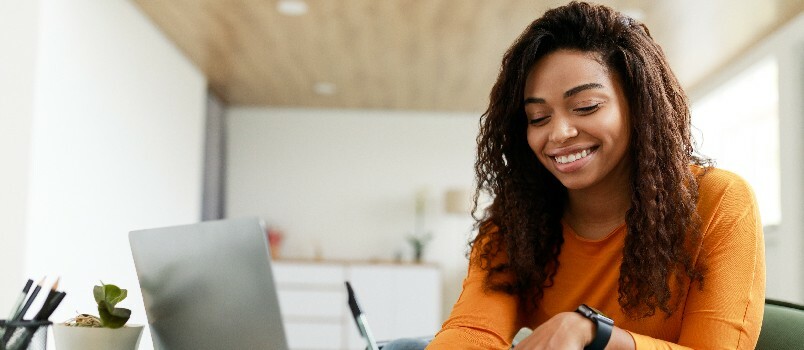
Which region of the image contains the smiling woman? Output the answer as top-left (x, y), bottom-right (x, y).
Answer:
top-left (524, 50), bottom-right (631, 197)
top-left (402, 1), bottom-right (766, 350)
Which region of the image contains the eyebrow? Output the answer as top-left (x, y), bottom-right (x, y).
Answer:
top-left (564, 83), bottom-right (604, 98)
top-left (524, 82), bottom-right (605, 105)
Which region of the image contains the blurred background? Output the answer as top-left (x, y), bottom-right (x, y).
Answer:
top-left (2, 0), bottom-right (802, 349)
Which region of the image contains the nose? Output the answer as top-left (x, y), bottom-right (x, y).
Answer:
top-left (548, 115), bottom-right (578, 144)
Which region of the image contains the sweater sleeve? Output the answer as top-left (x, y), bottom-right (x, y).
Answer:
top-left (629, 171), bottom-right (766, 349)
top-left (426, 235), bottom-right (521, 350)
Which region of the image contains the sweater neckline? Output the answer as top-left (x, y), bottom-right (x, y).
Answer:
top-left (562, 220), bottom-right (627, 244)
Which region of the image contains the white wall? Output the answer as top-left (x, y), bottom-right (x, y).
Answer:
top-left (226, 108), bottom-right (480, 317)
top-left (0, 0), bottom-right (40, 314)
top-left (774, 17), bottom-right (804, 304)
top-left (689, 13), bottom-right (804, 304)
top-left (0, 0), bottom-right (207, 348)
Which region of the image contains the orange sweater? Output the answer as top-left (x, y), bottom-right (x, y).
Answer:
top-left (428, 168), bottom-right (765, 349)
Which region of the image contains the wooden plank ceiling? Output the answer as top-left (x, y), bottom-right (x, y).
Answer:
top-left (134, 0), bottom-right (803, 112)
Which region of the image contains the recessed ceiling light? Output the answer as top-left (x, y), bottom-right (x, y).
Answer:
top-left (277, 0), bottom-right (308, 16)
top-left (313, 82), bottom-right (336, 96)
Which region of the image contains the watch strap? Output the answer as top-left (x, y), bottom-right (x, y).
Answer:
top-left (576, 304), bottom-right (613, 350)
top-left (585, 316), bottom-right (612, 350)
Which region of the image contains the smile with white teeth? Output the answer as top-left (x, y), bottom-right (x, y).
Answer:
top-left (553, 148), bottom-right (592, 164)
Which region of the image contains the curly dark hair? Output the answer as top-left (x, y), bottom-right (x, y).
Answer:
top-left (471, 1), bottom-right (710, 319)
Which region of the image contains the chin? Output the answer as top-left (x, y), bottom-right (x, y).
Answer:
top-left (553, 174), bottom-right (593, 190)
top-left (559, 181), bottom-right (587, 190)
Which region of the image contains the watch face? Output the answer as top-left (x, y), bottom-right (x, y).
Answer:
top-left (579, 304), bottom-right (614, 325)
top-left (590, 307), bottom-right (614, 325)
top-left (578, 304), bottom-right (594, 317)
top-left (589, 306), bottom-right (607, 317)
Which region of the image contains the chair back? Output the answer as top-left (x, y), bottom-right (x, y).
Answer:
top-left (755, 299), bottom-right (804, 350)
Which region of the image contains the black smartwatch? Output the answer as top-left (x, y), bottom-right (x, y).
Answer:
top-left (575, 304), bottom-right (614, 350)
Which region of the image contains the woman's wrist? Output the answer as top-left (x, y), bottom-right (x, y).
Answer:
top-left (574, 304), bottom-right (615, 349)
top-left (569, 311), bottom-right (596, 346)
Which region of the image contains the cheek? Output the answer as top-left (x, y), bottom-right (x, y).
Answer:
top-left (526, 129), bottom-right (550, 163)
top-left (598, 111), bottom-right (629, 144)
top-left (599, 113), bottom-right (631, 162)
top-left (526, 129), bottom-right (541, 153)
top-left (613, 117), bottom-right (630, 149)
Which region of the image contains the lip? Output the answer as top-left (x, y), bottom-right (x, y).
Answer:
top-left (546, 144), bottom-right (598, 158)
top-left (550, 147), bottom-right (597, 173)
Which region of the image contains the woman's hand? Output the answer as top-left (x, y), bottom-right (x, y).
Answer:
top-left (514, 311), bottom-right (594, 349)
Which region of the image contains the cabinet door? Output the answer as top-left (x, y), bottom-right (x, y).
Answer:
top-left (273, 262), bottom-right (348, 349)
top-left (284, 322), bottom-right (344, 350)
top-left (278, 289), bottom-right (345, 319)
top-left (346, 265), bottom-right (441, 349)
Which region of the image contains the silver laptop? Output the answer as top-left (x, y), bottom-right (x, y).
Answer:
top-left (129, 217), bottom-right (288, 350)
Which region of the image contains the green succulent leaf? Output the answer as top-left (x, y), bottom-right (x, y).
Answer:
top-left (93, 285), bottom-right (104, 304)
top-left (94, 283), bottom-right (131, 328)
top-left (102, 284), bottom-right (126, 308)
top-left (97, 300), bottom-right (131, 329)
top-left (109, 306), bottom-right (132, 319)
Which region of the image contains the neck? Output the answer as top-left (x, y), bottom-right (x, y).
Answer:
top-left (564, 170), bottom-right (631, 240)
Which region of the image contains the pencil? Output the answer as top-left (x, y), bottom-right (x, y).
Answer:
top-left (33, 277), bottom-right (60, 320)
top-left (35, 291), bottom-right (66, 321)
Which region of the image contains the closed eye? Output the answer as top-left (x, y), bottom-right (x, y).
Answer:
top-left (574, 103), bottom-right (601, 115)
top-left (528, 116), bottom-right (550, 126)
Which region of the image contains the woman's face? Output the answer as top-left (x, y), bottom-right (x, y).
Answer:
top-left (523, 49), bottom-right (631, 192)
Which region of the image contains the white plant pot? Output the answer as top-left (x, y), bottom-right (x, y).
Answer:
top-left (53, 324), bottom-right (144, 350)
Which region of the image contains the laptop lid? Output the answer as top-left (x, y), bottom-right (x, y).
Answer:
top-left (129, 218), bottom-right (288, 350)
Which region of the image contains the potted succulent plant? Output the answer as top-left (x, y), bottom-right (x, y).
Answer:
top-left (407, 188), bottom-right (433, 263)
top-left (53, 282), bottom-right (143, 350)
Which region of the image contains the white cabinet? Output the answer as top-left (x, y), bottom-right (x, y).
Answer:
top-left (272, 261), bottom-right (442, 350)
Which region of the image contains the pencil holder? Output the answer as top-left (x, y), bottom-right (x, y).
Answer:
top-left (0, 320), bottom-right (51, 350)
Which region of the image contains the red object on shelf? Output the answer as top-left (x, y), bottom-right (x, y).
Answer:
top-left (266, 227), bottom-right (284, 259)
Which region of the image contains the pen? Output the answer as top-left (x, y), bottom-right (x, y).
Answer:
top-left (7, 292), bottom-right (65, 350)
top-left (1, 277), bottom-right (45, 345)
top-left (5, 279), bottom-right (33, 321)
top-left (13, 277), bottom-right (45, 321)
top-left (0, 279), bottom-right (33, 340)
top-left (345, 281), bottom-right (380, 350)
top-left (8, 278), bottom-right (33, 321)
